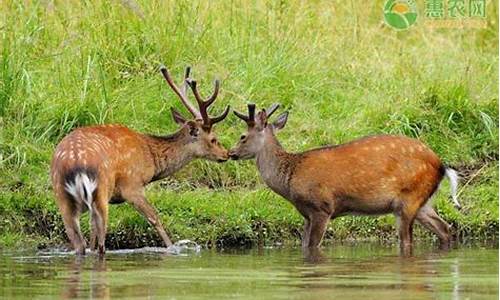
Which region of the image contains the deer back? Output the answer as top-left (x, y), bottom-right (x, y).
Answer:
top-left (50, 125), bottom-right (155, 190)
top-left (289, 134), bottom-right (445, 205)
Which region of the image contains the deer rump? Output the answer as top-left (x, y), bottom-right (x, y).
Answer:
top-left (63, 166), bottom-right (98, 212)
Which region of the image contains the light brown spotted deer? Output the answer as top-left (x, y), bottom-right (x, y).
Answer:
top-left (229, 104), bottom-right (460, 255)
top-left (50, 65), bottom-right (230, 255)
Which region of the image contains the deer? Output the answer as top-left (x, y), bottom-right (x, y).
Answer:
top-left (229, 103), bottom-right (461, 255)
top-left (50, 65), bottom-right (230, 255)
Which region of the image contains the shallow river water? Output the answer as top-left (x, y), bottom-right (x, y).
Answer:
top-left (0, 243), bottom-right (497, 299)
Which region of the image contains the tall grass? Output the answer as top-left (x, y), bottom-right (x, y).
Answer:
top-left (0, 0), bottom-right (497, 247)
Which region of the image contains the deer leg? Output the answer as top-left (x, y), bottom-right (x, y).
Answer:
top-left (302, 217), bottom-right (311, 248)
top-left (123, 190), bottom-right (173, 247)
top-left (398, 204), bottom-right (419, 257)
top-left (307, 213), bottom-right (330, 248)
top-left (58, 201), bottom-right (86, 255)
top-left (91, 199), bottom-right (108, 256)
top-left (397, 215), bottom-right (411, 256)
top-left (64, 216), bottom-right (86, 255)
top-left (416, 205), bottom-right (451, 249)
top-left (89, 187), bottom-right (110, 255)
top-left (90, 217), bottom-right (98, 251)
top-left (133, 198), bottom-right (173, 247)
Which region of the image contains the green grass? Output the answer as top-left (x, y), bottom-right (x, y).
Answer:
top-left (0, 0), bottom-right (498, 250)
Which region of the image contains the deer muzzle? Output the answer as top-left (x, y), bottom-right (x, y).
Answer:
top-left (228, 149), bottom-right (240, 160)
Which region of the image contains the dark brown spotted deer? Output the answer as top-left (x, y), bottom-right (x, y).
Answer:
top-left (229, 104), bottom-right (460, 255)
top-left (50, 65), bottom-right (230, 255)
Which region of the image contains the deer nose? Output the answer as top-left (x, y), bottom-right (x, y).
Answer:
top-left (217, 151), bottom-right (229, 163)
top-left (228, 150), bottom-right (239, 160)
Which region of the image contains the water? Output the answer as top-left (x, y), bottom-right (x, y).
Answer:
top-left (0, 243), bottom-right (497, 299)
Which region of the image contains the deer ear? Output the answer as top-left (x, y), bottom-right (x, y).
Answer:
top-left (170, 107), bottom-right (187, 125)
top-left (272, 111), bottom-right (288, 131)
top-left (256, 110), bottom-right (268, 130)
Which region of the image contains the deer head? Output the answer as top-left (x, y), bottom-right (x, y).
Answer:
top-left (229, 103), bottom-right (288, 160)
top-left (160, 65), bottom-right (230, 162)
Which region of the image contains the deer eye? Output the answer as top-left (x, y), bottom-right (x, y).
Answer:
top-left (211, 138), bottom-right (217, 144)
top-left (240, 135), bottom-right (246, 140)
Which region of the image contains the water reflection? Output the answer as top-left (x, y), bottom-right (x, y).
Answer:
top-left (0, 243), bottom-right (496, 299)
top-left (303, 247), bottom-right (326, 264)
top-left (61, 256), bottom-right (109, 299)
top-left (451, 257), bottom-right (460, 300)
top-left (292, 246), bottom-right (477, 299)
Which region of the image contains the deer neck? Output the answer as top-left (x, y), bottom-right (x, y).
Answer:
top-left (255, 132), bottom-right (295, 198)
top-left (145, 131), bottom-right (195, 182)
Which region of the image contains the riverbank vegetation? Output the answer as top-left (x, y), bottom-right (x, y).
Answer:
top-left (0, 0), bottom-right (498, 250)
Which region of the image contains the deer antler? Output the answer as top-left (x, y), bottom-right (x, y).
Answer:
top-left (187, 78), bottom-right (230, 129)
top-left (234, 103), bottom-right (256, 127)
top-left (234, 103), bottom-right (280, 127)
top-left (160, 65), bottom-right (201, 120)
top-left (265, 103), bottom-right (280, 118)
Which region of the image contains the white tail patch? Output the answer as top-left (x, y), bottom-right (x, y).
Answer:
top-left (65, 173), bottom-right (97, 211)
top-left (445, 168), bottom-right (461, 209)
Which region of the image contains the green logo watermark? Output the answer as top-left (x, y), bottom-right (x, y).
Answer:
top-left (384, 0), bottom-right (418, 30)
top-left (384, 0), bottom-right (487, 30)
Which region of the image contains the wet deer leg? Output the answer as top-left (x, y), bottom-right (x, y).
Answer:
top-left (307, 212), bottom-right (330, 248)
top-left (123, 188), bottom-right (173, 247)
top-left (416, 205), bottom-right (451, 249)
top-left (302, 218), bottom-right (311, 248)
